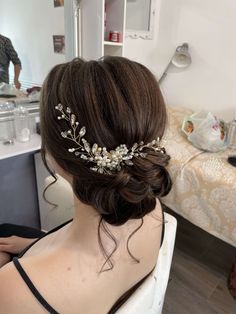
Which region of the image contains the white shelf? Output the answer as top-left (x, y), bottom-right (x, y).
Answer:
top-left (103, 41), bottom-right (123, 46)
top-left (103, 0), bottom-right (126, 56)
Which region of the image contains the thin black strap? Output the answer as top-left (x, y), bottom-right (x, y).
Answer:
top-left (12, 257), bottom-right (59, 314)
top-left (160, 209), bottom-right (165, 247)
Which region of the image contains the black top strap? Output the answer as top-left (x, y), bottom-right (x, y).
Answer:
top-left (12, 257), bottom-right (59, 314)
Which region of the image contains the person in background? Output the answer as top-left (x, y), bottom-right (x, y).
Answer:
top-left (0, 34), bottom-right (22, 89)
top-left (0, 56), bottom-right (171, 313)
top-left (0, 224), bottom-right (45, 267)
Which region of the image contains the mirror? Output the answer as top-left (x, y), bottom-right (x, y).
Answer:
top-left (126, 0), bottom-right (156, 40)
top-left (0, 0), bottom-right (67, 90)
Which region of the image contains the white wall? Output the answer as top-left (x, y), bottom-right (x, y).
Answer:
top-left (0, 0), bottom-right (65, 87)
top-left (125, 0), bottom-right (236, 121)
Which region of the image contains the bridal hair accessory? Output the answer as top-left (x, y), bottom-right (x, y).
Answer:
top-left (55, 104), bottom-right (166, 174)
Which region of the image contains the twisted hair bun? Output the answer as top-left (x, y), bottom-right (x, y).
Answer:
top-left (72, 149), bottom-right (171, 225)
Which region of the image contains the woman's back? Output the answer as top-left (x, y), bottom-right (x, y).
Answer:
top-left (0, 202), bottom-right (163, 314)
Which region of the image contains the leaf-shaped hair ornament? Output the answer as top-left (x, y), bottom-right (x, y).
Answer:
top-left (55, 104), bottom-right (166, 174)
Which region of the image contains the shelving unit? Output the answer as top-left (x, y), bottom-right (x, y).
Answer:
top-left (103, 41), bottom-right (123, 46)
top-left (72, 0), bottom-right (155, 60)
top-left (103, 0), bottom-right (126, 57)
top-left (79, 0), bottom-right (126, 59)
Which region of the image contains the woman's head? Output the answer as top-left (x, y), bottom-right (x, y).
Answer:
top-left (40, 56), bottom-right (171, 225)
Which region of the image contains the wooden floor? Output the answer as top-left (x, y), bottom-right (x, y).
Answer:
top-left (162, 209), bottom-right (236, 314)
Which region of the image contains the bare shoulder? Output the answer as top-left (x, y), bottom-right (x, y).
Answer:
top-left (0, 261), bottom-right (19, 290)
top-left (0, 261), bottom-right (42, 313)
top-left (0, 261), bottom-right (24, 312)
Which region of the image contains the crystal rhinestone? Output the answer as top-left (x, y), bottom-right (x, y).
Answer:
top-left (92, 143), bottom-right (98, 154)
top-left (125, 160), bottom-right (133, 166)
top-left (58, 104), bottom-right (63, 110)
top-left (79, 126), bottom-right (86, 137)
top-left (140, 153), bottom-right (147, 158)
top-left (71, 114), bottom-right (76, 125)
top-left (84, 142), bottom-right (90, 153)
top-left (61, 132), bottom-right (67, 138)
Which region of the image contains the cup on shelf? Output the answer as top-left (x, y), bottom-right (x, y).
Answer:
top-left (109, 30), bottom-right (120, 42)
top-left (14, 106), bottom-right (31, 142)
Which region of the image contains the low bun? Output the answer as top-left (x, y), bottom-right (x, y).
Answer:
top-left (72, 150), bottom-right (172, 226)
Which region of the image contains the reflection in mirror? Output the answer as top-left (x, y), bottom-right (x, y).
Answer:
top-left (0, 0), bottom-right (65, 89)
top-left (126, 0), bottom-right (156, 39)
top-left (126, 0), bottom-right (151, 31)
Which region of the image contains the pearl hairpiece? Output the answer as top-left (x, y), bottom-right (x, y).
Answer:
top-left (55, 104), bottom-right (166, 174)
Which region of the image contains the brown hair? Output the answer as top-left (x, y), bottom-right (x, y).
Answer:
top-left (40, 56), bottom-right (171, 226)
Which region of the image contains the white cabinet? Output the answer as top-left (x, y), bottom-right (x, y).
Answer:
top-left (103, 0), bottom-right (126, 57)
top-left (66, 0), bottom-right (156, 61)
top-left (78, 0), bottom-right (126, 60)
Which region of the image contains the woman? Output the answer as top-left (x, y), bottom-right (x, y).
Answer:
top-left (0, 56), bottom-right (171, 313)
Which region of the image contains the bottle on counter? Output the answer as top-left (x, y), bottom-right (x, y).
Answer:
top-left (0, 101), bottom-right (15, 143)
top-left (14, 106), bottom-right (31, 142)
top-left (227, 117), bottom-right (236, 150)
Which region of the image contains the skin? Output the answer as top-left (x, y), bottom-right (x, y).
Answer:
top-left (0, 251), bottom-right (11, 267)
top-left (0, 236), bottom-right (38, 267)
top-left (14, 64), bottom-right (21, 89)
top-left (0, 158), bottom-right (163, 314)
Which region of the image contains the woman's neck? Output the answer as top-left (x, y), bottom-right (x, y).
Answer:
top-left (63, 196), bottom-right (102, 252)
top-left (61, 194), bottom-right (141, 260)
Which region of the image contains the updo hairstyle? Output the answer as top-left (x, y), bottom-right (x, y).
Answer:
top-left (40, 56), bottom-right (172, 226)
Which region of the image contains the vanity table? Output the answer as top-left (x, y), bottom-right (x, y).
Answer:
top-left (0, 134), bottom-right (41, 161)
top-left (0, 134), bottom-right (41, 228)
